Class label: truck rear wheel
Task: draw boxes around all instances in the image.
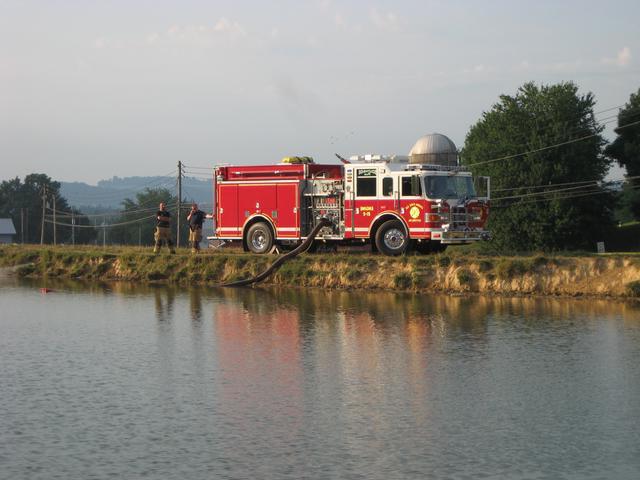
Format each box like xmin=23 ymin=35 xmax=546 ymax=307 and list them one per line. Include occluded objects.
xmin=375 ymin=220 xmax=409 ymax=256
xmin=246 ymin=222 xmax=274 ymax=254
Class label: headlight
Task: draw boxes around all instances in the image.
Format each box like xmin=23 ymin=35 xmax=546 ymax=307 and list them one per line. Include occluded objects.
xmin=470 ymin=207 xmax=483 ymax=221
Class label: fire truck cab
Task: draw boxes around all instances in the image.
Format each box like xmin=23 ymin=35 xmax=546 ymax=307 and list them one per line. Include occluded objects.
xmin=212 ymin=134 xmax=490 ymax=255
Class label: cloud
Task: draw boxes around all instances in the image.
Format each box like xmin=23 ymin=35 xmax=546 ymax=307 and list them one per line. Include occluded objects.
xmin=602 ymin=46 xmax=631 ymax=67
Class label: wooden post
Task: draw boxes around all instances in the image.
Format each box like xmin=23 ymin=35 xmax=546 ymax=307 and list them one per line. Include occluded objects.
xmin=177 ymin=161 xmax=182 ymax=248
xmin=40 ymin=186 xmax=46 ymax=245
xmin=53 ymin=195 xmax=57 ymax=245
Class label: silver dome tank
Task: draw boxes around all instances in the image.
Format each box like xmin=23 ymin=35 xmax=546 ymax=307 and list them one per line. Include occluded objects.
xmin=409 ymin=133 xmax=459 ymax=166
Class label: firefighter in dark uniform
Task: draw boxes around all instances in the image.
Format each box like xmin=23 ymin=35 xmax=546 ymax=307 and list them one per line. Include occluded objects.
xmin=154 ymin=202 xmax=175 ymax=254
xmin=186 ymin=203 xmax=208 ymax=253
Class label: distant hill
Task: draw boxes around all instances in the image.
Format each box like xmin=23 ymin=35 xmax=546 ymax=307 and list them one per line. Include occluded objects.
xmin=61 ymin=176 xmax=212 ymax=210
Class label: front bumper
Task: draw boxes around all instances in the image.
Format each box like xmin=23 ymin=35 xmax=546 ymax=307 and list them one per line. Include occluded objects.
xmin=431 ymin=228 xmax=491 ymax=244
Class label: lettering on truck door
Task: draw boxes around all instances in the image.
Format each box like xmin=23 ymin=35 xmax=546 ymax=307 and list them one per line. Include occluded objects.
xmin=399 ymin=174 xmax=427 ymax=238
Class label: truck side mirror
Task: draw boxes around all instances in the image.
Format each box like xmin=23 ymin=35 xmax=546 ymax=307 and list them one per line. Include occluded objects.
xmin=474 ymin=176 xmax=490 ymax=200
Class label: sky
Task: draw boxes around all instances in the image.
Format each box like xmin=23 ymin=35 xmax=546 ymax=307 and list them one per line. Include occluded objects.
xmin=1 ymin=0 xmax=638 ymax=184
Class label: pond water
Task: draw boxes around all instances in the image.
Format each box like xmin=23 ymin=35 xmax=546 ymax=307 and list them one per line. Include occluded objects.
xmin=1 ymin=278 xmax=640 ymax=479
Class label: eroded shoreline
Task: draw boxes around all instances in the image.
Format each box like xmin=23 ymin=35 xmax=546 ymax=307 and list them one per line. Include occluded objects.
xmin=1 ymin=245 xmax=640 ymax=299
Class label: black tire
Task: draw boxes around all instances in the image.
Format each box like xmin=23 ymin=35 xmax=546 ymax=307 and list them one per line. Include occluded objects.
xmin=245 ymin=222 xmax=274 ymax=254
xmin=375 ymin=220 xmax=409 ymax=256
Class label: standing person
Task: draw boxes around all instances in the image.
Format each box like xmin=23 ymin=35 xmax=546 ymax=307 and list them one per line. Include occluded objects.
xmin=186 ymin=203 xmax=209 ymax=253
xmin=154 ymin=202 xmax=175 ymax=254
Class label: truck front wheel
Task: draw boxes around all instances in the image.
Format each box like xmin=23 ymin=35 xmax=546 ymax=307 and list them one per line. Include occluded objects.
xmin=375 ymin=220 xmax=409 ymax=256
xmin=246 ymin=222 xmax=274 ymax=254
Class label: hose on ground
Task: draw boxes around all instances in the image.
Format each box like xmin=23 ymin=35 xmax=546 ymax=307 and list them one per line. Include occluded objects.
xmin=220 ymin=217 xmax=333 ymax=287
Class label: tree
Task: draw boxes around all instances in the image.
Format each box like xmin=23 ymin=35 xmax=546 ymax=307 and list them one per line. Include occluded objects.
xmin=0 ymin=174 xmax=96 ymax=244
xmin=461 ymin=82 xmax=615 ymax=251
xmin=605 ymin=88 xmax=640 ymax=220
xmin=110 ymin=188 xmax=187 ymax=246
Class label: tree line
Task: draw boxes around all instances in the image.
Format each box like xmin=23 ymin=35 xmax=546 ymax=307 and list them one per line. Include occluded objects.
xmin=1 ymin=82 xmax=638 ymax=251
xmin=462 ymin=82 xmax=639 ymax=251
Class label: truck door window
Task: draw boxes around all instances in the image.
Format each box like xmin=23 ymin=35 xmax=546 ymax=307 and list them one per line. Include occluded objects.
xmin=356 ymin=169 xmax=377 ymax=197
xmin=401 ymin=175 xmax=422 ymax=197
xmin=382 ymin=177 xmax=393 ymax=197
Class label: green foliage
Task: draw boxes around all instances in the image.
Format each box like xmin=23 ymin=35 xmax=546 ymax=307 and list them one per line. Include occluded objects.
xmin=462 ymin=82 xmax=615 ymax=251
xmin=393 ymin=272 xmax=413 ymax=290
xmin=437 ymin=255 xmax=451 ymax=267
xmin=478 ymin=260 xmax=494 ymax=272
xmin=456 ymin=268 xmax=473 ymax=284
xmin=109 ymin=187 xmax=188 ymax=247
xmin=606 ymin=88 xmax=640 ymax=220
xmin=626 ymin=280 xmax=640 ymax=297
xmin=496 ymin=259 xmax=529 ymax=279
xmin=0 ymin=174 xmax=96 ymax=244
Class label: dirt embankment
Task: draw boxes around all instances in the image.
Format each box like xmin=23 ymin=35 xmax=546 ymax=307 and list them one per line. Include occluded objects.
xmin=1 ymin=245 xmax=640 ymax=298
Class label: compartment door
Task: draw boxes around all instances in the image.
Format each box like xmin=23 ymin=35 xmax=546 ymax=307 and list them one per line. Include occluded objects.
xmin=217 ymin=184 xmax=239 ymax=237
xmin=276 ymin=183 xmax=300 ymax=238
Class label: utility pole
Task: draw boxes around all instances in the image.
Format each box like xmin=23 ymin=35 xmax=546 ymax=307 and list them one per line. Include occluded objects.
xmin=20 ymin=208 xmax=24 ymax=244
xmin=71 ymin=210 xmax=75 ymax=246
xmin=138 ymin=225 xmax=141 ymax=246
xmin=40 ymin=186 xmax=47 ymax=245
xmin=177 ymin=160 xmax=182 ymax=248
xmin=103 ymin=215 xmax=106 ymax=247
xmin=53 ymin=195 xmax=57 ymax=246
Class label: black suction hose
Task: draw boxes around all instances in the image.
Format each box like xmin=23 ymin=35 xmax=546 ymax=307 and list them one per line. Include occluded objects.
xmin=220 ymin=217 xmax=333 ymax=287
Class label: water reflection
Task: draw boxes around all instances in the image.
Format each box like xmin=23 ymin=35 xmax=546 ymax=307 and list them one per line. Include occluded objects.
xmin=7 ymin=275 xmax=640 ymax=323
xmin=189 ymin=288 xmax=203 ymax=323
xmin=153 ymin=286 xmax=176 ymax=322
xmin=3 ymin=277 xmax=640 ymax=478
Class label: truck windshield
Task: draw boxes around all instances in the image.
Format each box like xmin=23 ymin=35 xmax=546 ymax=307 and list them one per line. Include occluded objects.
xmin=425 ymin=176 xmax=476 ymax=199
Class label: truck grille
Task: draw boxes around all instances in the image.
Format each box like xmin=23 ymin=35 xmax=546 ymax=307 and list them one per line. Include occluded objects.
xmin=450 ymin=206 xmax=468 ymax=228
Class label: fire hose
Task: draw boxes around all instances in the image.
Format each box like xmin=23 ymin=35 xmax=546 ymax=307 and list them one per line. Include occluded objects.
xmin=220 ymin=217 xmax=333 ymax=287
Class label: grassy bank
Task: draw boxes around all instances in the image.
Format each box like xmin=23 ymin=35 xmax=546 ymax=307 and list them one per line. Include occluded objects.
xmin=2 ymin=244 xmax=640 ymax=298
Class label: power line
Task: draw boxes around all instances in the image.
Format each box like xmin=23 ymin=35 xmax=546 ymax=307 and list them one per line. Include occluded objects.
xmin=492 ymin=178 xmax=603 ymax=193
xmin=467 ymin=118 xmax=640 ymax=168
xmin=182 ymin=164 xmax=214 ymax=170
xmin=492 ymin=175 xmax=639 ymax=201
xmin=492 ymin=184 xmax=639 ymax=209
xmin=46 ymin=205 xmax=159 ymax=218
xmin=494 ymin=182 xmax=602 ymax=201
xmin=44 ymin=214 xmax=155 ymax=229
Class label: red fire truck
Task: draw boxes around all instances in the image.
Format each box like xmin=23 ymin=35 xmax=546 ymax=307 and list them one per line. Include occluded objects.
xmin=212 ymin=139 xmax=490 ymax=255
